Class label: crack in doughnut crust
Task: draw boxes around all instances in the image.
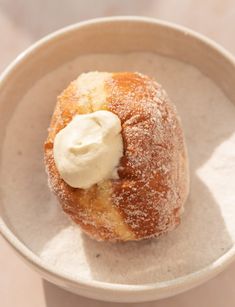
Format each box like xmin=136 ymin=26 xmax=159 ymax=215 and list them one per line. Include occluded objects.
xmin=44 ymin=71 xmax=189 ymax=241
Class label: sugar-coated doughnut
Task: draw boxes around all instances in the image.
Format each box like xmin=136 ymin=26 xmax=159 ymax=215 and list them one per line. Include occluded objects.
xmin=44 ymin=72 xmax=189 ymax=242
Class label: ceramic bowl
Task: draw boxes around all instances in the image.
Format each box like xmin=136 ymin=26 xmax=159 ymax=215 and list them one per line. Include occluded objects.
xmin=0 ymin=17 xmax=235 ymax=302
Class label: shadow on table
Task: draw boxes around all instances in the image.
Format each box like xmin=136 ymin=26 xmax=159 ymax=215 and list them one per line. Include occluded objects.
xmin=42 ymin=280 xmax=161 ymax=307
xmin=0 ymin=0 xmax=155 ymax=39
xmin=42 ymin=260 xmax=235 ymax=307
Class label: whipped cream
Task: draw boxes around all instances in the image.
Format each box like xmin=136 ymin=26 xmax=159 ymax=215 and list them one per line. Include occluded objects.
xmin=53 ymin=110 xmax=123 ymax=189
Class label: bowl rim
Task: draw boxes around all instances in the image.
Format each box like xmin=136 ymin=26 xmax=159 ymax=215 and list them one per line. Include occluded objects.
xmin=1 ymin=15 xmax=235 ymax=297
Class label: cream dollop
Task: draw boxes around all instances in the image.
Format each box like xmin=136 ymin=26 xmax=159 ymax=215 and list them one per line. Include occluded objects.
xmin=53 ymin=110 xmax=123 ymax=189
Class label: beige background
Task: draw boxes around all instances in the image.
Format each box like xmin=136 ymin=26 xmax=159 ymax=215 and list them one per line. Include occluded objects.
xmin=1 ymin=1 xmax=235 ymax=306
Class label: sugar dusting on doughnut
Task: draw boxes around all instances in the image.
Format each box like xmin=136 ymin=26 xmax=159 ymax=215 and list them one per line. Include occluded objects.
xmin=44 ymin=71 xmax=189 ymax=241
xmin=106 ymin=72 xmax=188 ymax=239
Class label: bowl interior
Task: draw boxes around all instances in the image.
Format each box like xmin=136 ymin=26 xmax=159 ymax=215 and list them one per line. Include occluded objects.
xmin=0 ymin=18 xmax=235 ymax=301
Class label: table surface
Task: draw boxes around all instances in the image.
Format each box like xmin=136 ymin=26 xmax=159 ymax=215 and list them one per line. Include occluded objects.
xmin=1 ymin=1 xmax=235 ymax=306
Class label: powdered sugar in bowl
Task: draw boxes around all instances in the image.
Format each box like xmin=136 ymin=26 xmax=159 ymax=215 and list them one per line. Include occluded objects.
xmin=1 ymin=17 xmax=235 ymax=303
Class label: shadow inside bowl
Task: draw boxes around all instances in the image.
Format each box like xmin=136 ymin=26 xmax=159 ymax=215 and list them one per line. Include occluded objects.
xmin=81 ymin=169 xmax=233 ymax=284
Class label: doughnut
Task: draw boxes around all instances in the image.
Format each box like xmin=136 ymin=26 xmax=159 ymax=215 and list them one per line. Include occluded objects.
xmin=44 ymin=71 xmax=189 ymax=241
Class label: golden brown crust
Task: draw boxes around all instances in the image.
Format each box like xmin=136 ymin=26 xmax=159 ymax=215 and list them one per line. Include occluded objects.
xmin=106 ymin=73 xmax=188 ymax=239
xmin=44 ymin=72 xmax=189 ymax=241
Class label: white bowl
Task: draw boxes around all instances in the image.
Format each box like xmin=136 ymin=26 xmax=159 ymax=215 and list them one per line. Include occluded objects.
xmin=0 ymin=17 xmax=235 ymax=303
